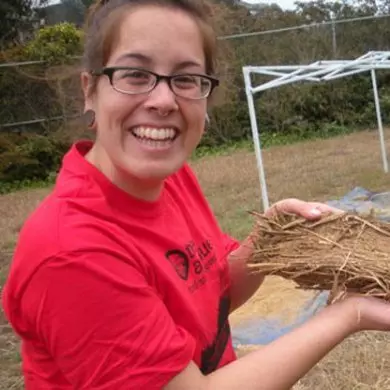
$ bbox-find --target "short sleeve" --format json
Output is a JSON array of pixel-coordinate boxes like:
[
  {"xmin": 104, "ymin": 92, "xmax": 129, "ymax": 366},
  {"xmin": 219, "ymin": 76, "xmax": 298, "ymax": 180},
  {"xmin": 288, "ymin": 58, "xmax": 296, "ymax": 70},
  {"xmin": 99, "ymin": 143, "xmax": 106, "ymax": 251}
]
[
  {"xmin": 21, "ymin": 251, "xmax": 196, "ymax": 389},
  {"xmin": 221, "ymin": 233, "xmax": 240, "ymax": 255}
]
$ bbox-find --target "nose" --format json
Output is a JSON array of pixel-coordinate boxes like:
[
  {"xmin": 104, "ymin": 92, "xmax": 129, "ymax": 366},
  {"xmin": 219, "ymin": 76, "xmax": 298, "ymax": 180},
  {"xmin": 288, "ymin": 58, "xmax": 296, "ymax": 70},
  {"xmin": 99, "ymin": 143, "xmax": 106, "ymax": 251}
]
[{"xmin": 144, "ymin": 79, "xmax": 179, "ymax": 115}]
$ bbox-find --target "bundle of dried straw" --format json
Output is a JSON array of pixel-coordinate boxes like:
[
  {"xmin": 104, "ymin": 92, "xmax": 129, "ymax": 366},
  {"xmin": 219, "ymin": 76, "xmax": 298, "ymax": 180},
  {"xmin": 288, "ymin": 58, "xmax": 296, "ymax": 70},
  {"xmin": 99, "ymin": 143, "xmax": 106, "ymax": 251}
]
[{"xmin": 248, "ymin": 211, "xmax": 390, "ymax": 304}]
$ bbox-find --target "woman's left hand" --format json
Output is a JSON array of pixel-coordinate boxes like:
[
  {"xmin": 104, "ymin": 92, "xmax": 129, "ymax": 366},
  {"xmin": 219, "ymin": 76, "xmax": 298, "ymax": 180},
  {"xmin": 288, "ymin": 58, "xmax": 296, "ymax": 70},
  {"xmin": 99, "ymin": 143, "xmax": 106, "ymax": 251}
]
[
  {"xmin": 228, "ymin": 198, "xmax": 342, "ymax": 312},
  {"xmin": 265, "ymin": 198, "xmax": 342, "ymax": 220}
]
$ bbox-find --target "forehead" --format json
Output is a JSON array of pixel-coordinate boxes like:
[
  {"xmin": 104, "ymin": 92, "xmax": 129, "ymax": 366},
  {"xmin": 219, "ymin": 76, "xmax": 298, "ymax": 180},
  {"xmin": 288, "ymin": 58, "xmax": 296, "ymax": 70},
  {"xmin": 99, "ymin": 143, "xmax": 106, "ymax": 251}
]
[{"xmin": 109, "ymin": 5, "xmax": 205, "ymax": 69}]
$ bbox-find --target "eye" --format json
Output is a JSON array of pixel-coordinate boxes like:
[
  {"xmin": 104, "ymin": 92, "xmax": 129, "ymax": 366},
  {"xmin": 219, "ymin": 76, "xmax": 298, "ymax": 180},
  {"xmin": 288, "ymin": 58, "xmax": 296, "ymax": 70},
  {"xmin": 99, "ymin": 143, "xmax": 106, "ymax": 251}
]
[
  {"xmin": 115, "ymin": 69, "xmax": 153, "ymax": 85},
  {"xmin": 173, "ymin": 75, "xmax": 199, "ymax": 89}
]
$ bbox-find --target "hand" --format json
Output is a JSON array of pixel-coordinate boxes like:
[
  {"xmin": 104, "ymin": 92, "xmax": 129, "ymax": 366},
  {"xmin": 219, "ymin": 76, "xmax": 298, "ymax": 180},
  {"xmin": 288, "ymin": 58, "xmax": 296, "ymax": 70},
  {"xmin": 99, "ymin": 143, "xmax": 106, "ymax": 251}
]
[
  {"xmin": 265, "ymin": 198, "xmax": 342, "ymax": 220},
  {"xmin": 337, "ymin": 295, "xmax": 390, "ymax": 333},
  {"xmin": 265, "ymin": 199, "xmax": 390, "ymax": 333}
]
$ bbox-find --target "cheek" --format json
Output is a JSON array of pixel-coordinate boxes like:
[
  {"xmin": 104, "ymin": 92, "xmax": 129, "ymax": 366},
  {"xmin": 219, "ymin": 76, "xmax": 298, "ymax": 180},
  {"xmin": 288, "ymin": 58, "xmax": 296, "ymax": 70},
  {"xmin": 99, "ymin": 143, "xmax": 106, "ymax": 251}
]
[
  {"xmin": 94, "ymin": 81, "xmax": 139, "ymax": 126},
  {"xmin": 97, "ymin": 95, "xmax": 137, "ymax": 128},
  {"xmin": 184, "ymin": 103, "xmax": 207, "ymax": 132}
]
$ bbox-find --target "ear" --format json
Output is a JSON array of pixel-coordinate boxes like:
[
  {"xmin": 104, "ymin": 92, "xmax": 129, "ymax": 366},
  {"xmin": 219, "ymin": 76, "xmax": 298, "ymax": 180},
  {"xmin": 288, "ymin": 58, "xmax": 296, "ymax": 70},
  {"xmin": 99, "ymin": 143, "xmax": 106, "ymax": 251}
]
[{"xmin": 81, "ymin": 71, "xmax": 95, "ymax": 111}]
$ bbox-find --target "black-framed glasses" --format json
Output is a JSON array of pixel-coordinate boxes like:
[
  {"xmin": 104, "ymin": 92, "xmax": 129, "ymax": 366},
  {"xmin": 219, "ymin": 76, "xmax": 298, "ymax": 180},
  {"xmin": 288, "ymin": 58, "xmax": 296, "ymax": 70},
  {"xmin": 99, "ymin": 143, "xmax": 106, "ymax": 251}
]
[{"xmin": 91, "ymin": 67, "xmax": 219, "ymax": 100}]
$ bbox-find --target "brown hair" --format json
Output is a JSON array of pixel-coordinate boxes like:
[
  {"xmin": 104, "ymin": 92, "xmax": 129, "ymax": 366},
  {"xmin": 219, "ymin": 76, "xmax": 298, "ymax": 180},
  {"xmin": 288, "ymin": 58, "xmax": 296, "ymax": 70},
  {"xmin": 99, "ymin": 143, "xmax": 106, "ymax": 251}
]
[{"xmin": 83, "ymin": 0, "xmax": 217, "ymax": 79}]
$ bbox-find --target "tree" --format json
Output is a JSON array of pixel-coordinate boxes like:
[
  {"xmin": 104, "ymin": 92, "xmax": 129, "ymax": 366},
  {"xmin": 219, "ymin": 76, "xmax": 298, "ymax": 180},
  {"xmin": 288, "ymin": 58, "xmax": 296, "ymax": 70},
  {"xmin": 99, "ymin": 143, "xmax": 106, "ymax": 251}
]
[
  {"xmin": 80, "ymin": 0, "xmax": 94, "ymax": 7},
  {"xmin": 60, "ymin": 0, "xmax": 89, "ymax": 26},
  {"xmin": 0, "ymin": 0, "xmax": 48, "ymax": 47},
  {"xmin": 45, "ymin": 0, "xmax": 94, "ymax": 27}
]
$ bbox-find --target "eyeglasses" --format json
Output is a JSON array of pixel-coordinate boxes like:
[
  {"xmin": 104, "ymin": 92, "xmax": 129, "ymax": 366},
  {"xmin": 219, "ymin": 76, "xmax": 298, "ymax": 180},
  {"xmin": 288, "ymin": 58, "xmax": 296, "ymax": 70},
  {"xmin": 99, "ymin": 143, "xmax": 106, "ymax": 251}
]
[{"xmin": 91, "ymin": 67, "xmax": 219, "ymax": 100}]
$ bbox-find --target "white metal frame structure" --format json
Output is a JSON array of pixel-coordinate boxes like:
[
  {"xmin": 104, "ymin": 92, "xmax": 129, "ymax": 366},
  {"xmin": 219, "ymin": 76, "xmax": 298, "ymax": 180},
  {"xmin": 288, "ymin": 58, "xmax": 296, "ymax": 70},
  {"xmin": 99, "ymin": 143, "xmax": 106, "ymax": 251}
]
[{"xmin": 243, "ymin": 51, "xmax": 390, "ymax": 211}]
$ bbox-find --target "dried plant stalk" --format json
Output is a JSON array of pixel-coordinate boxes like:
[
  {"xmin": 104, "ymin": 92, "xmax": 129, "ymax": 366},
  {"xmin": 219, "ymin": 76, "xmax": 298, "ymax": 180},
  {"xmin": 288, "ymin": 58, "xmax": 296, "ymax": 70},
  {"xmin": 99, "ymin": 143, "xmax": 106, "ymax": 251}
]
[{"xmin": 248, "ymin": 211, "xmax": 390, "ymax": 304}]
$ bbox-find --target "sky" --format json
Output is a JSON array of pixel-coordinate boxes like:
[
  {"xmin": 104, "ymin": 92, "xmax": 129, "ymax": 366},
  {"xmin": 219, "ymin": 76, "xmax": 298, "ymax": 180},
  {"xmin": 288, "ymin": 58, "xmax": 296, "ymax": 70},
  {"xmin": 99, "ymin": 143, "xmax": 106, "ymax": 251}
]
[{"xmin": 241, "ymin": 0, "xmax": 305, "ymax": 10}]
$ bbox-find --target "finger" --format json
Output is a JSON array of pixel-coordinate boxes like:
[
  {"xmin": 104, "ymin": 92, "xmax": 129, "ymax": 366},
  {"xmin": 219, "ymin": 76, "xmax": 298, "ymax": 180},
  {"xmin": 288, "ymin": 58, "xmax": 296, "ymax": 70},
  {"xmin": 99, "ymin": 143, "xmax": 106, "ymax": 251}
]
[
  {"xmin": 309, "ymin": 202, "xmax": 344, "ymax": 215},
  {"xmin": 266, "ymin": 199, "xmax": 343, "ymax": 220},
  {"xmin": 266, "ymin": 198, "xmax": 321, "ymax": 219}
]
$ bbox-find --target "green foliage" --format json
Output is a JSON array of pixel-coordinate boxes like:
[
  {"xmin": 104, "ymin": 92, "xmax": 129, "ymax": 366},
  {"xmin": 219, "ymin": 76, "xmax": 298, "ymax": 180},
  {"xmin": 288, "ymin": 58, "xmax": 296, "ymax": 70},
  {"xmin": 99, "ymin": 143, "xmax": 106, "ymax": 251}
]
[
  {"xmin": 193, "ymin": 121, "xmax": 354, "ymax": 160},
  {"xmin": 203, "ymin": 103, "xmax": 251, "ymax": 147},
  {"xmin": 0, "ymin": 21, "xmax": 80, "ymax": 192},
  {"xmin": 24, "ymin": 22, "xmax": 83, "ymax": 63},
  {"xmin": 0, "ymin": 132, "xmax": 71, "ymax": 191},
  {"xmin": 0, "ymin": 23, "xmax": 82, "ymax": 131},
  {"xmin": 0, "ymin": 0, "xmax": 48, "ymax": 48},
  {"xmin": 0, "ymin": 177, "xmax": 55, "ymax": 195},
  {"xmin": 1, "ymin": 0, "xmax": 390, "ymax": 192}
]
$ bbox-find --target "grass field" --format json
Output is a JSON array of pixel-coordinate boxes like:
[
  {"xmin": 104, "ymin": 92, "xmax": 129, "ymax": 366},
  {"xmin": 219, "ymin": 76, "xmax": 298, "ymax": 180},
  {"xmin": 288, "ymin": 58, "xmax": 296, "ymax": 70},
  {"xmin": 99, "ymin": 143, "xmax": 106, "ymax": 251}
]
[{"xmin": 1, "ymin": 129, "xmax": 390, "ymax": 388}]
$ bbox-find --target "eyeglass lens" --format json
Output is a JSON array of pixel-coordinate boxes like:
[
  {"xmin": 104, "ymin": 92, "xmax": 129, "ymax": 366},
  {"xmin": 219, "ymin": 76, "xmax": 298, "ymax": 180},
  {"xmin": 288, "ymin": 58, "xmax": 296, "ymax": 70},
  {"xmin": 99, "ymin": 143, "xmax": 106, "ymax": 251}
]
[{"xmin": 111, "ymin": 69, "xmax": 212, "ymax": 98}]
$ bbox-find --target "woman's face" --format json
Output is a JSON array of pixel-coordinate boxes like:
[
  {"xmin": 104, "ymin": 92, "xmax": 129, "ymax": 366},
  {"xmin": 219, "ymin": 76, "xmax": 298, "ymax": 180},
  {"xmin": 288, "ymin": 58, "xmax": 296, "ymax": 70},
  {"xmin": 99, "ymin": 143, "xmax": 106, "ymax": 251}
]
[{"xmin": 82, "ymin": 5, "xmax": 209, "ymax": 187}]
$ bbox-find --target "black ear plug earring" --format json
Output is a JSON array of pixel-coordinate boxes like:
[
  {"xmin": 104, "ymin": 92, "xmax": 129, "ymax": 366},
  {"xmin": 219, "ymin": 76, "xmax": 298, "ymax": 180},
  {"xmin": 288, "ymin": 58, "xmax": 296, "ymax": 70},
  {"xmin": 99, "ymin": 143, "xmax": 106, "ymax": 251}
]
[{"xmin": 84, "ymin": 109, "xmax": 96, "ymax": 129}]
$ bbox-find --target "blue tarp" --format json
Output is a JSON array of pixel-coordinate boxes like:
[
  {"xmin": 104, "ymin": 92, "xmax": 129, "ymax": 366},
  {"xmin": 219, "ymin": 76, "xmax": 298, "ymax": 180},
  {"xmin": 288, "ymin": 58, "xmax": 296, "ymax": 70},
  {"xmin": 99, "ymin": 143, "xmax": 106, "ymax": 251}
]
[{"xmin": 231, "ymin": 187, "xmax": 390, "ymax": 346}]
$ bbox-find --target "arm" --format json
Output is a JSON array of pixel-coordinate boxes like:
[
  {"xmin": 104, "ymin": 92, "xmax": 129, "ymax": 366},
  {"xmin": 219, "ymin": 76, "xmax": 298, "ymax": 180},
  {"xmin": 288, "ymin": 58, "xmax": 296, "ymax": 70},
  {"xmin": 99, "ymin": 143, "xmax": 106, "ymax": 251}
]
[
  {"xmin": 167, "ymin": 296, "xmax": 390, "ymax": 390},
  {"xmin": 22, "ymin": 250, "xmax": 390, "ymax": 389},
  {"xmin": 167, "ymin": 299, "xmax": 357, "ymax": 390},
  {"xmin": 227, "ymin": 236, "xmax": 264, "ymax": 313}
]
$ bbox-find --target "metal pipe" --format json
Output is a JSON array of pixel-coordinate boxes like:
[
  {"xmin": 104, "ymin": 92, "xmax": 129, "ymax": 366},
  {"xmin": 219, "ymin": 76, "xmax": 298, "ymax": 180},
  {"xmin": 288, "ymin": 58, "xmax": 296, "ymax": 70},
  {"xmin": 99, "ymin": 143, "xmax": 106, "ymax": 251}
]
[
  {"xmin": 243, "ymin": 68, "xmax": 270, "ymax": 211},
  {"xmin": 371, "ymin": 69, "xmax": 388, "ymax": 173}
]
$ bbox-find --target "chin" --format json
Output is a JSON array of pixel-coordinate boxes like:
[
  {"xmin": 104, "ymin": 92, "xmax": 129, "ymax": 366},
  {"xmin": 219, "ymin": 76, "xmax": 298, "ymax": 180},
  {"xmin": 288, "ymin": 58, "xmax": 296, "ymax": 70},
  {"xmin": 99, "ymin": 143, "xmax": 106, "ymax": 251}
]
[{"xmin": 129, "ymin": 160, "xmax": 185, "ymax": 182}]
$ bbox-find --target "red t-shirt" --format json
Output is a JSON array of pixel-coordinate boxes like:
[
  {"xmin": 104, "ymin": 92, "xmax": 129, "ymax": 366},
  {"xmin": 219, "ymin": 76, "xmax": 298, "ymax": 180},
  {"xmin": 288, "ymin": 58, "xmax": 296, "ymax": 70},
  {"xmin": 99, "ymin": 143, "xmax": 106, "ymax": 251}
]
[{"xmin": 2, "ymin": 141, "xmax": 240, "ymax": 389}]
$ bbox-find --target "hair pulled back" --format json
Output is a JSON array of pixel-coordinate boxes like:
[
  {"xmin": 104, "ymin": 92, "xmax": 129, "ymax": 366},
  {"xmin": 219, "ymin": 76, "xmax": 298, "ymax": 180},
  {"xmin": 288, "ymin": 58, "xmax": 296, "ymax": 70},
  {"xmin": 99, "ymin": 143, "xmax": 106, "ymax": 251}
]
[{"xmin": 82, "ymin": 0, "xmax": 217, "ymax": 77}]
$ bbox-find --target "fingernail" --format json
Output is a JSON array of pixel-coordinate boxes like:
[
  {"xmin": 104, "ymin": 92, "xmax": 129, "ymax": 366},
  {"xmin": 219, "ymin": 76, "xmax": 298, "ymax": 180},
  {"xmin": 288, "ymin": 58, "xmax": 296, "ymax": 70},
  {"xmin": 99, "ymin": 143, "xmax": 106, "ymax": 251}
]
[{"xmin": 310, "ymin": 208, "xmax": 321, "ymax": 216}]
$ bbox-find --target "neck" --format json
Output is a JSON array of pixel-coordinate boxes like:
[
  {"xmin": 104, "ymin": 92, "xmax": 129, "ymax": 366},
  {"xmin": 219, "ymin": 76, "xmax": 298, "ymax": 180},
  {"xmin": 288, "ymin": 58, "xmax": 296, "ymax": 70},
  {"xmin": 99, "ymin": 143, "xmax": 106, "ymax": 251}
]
[{"xmin": 85, "ymin": 144, "xmax": 164, "ymax": 202}]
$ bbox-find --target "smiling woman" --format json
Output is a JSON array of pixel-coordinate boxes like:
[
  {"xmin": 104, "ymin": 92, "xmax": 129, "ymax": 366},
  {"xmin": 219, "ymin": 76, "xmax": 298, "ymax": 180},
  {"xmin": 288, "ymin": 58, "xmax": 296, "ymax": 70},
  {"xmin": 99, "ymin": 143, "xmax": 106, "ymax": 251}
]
[
  {"xmin": 3, "ymin": 1, "xmax": 390, "ymax": 390},
  {"xmin": 80, "ymin": 0, "xmax": 216, "ymax": 199}
]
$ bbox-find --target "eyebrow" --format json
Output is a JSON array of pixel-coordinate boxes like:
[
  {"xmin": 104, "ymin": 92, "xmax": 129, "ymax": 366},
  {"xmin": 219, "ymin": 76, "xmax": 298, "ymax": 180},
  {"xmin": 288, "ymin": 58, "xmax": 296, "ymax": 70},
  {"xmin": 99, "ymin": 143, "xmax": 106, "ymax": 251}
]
[{"xmin": 115, "ymin": 52, "xmax": 204, "ymax": 71}]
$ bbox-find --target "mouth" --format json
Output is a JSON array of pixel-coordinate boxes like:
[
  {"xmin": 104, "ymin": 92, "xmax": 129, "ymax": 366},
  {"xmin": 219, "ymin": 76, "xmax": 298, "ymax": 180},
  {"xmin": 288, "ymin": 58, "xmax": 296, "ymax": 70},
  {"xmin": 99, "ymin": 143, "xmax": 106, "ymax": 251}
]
[{"xmin": 130, "ymin": 126, "xmax": 179, "ymax": 149}]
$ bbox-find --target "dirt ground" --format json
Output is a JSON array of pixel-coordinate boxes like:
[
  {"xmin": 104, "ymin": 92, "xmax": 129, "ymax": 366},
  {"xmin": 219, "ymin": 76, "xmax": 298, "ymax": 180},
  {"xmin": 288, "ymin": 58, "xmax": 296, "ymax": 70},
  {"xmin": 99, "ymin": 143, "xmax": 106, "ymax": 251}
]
[{"xmin": 2, "ymin": 129, "xmax": 390, "ymax": 388}]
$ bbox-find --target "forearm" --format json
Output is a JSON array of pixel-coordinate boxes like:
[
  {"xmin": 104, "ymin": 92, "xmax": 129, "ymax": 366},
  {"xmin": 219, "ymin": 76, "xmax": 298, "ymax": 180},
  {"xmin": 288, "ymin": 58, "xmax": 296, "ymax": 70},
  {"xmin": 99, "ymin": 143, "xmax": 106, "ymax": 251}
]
[
  {"xmin": 207, "ymin": 301, "xmax": 356, "ymax": 390},
  {"xmin": 228, "ymin": 236, "xmax": 264, "ymax": 312}
]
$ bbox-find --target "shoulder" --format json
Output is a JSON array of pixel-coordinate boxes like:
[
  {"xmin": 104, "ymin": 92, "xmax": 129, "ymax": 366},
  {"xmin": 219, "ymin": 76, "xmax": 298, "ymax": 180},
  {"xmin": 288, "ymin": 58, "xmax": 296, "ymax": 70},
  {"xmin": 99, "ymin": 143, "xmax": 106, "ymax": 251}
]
[
  {"xmin": 12, "ymin": 191, "xmax": 142, "ymax": 268},
  {"xmin": 168, "ymin": 163, "xmax": 200, "ymax": 185},
  {"xmin": 4, "ymin": 185, "xmax": 144, "ymax": 311},
  {"xmin": 3, "ymin": 225, "xmax": 150, "ymax": 337},
  {"xmin": 166, "ymin": 163, "xmax": 206, "ymax": 200}
]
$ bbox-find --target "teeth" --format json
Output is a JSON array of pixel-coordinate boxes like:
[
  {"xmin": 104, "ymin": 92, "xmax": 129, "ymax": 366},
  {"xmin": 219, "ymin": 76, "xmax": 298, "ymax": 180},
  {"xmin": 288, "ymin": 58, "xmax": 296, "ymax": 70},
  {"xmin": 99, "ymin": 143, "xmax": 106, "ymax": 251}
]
[{"xmin": 132, "ymin": 127, "xmax": 176, "ymax": 141}]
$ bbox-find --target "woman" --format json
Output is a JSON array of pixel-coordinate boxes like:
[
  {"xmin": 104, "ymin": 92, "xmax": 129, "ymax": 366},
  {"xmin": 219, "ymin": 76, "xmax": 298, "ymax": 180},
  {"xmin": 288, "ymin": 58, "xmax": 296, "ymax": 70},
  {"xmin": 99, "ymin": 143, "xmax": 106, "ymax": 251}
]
[{"xmin": 3, "ymin": 1, "xmax": 390, "ymax": 389}]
